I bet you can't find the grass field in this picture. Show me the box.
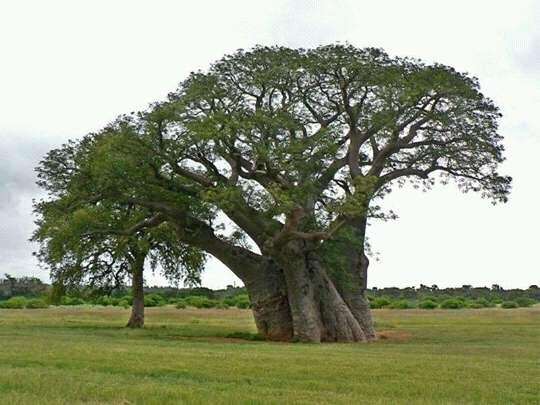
[0,305,538,404]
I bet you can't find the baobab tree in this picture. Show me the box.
[33,45,510,341]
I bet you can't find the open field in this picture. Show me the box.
[0,306,538,404]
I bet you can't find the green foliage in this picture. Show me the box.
[418,299,438,309]
[389,300,412,309]
[369,297,392,309]
[0,296,28,309]
[226,331,266,341]
[144,294,167,307]
[501,301,519,309]
[94,296,117,306]
[234,294,251,309]
[175,299,187,309]
[515,297,535,307]
[25,298,49,309]
[440,299,466,309]
[118,298,131,309]
[32,133,206,301]
[472,298,495,308]
[184,295,217,308]
[0,275,48,300]
[120,295,133,304]
[223,297,237,307]
[329,176,378,217]
[61,296,86,306]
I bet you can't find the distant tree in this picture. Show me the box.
[0,274,47,299]
[34,45,510,342]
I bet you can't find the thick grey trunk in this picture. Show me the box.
[339,250,375,338]
[278,240,367,343]
[244,259,293,341]
[127,256,145,329]
[279,241,324,342]
[331,217,375,339]
[170,213,372,342]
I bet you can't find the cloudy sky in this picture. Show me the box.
[1,0,538,289]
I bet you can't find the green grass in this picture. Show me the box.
[0,306,538,404]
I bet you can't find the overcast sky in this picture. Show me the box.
[1,0,538,289]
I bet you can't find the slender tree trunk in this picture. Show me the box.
[127,255,145,329]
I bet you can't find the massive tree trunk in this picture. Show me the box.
[172,216,294,341]
[126,254,145,329]
[170,212,372,342]
[334,217,376,338]
[339,249,375,339]
[243,259,293,341]
[276,240,367,342]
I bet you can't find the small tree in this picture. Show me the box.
[32,135,205,328]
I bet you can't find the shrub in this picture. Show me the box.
[473,298,494,308]
[441,299,465,309]
[119,295,133,304]
[235,294,251,309]
[515,297,535,307]
[215,301,230,309]
[118,298,131,309]
[369,297,392,309]
[185,295,204,308]
[185,296,218,308]
[26,298,49,309]
[389,300,411,309]
[420,295,438,302]
[61,296,86,306]
[223,297,237,307]
[501,301,518,309]
[94,296,116,306]
[175,299,187,309]
[1,296,28,309]
[418,299,438,309]
[202,299,219,308]
[144,293,167,307]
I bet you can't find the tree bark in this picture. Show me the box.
[126,254,145,329]
[340,252,375,339]
[277,240,367,342]
[171,214,294,341]
[169,212,372,342]
[335,217,376,338]
[244,259,293,341]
